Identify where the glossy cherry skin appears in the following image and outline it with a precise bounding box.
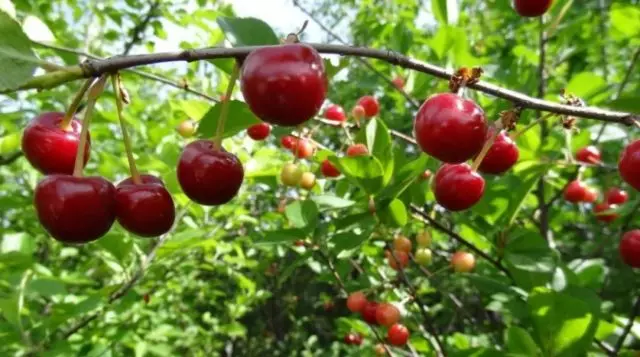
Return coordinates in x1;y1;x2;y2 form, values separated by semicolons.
34;175;116;243
247;123;271;141
478;130;519;175
620;230;640;268
361;301;379;325
291;139;314;159
393;235;412;253
324;104;346;122
576;146;601;165
606;187;629;205
387;323;410;346
376;303;400;327
115;175;175;237
594;202;618;223
240;44;327;126
177;140;244;205
347;291;368;313
344;333;363;345
619;140;640;191
22;112;90;175
281;135;297;149
584;187;598;203
451;251;476;273
357;96;380;118
514;0;553;17
564;180;588;203
392;77;405;89
346;144;369;157
321;159;341;178
414;93;487;163
434;163;485;211
387;250;409;270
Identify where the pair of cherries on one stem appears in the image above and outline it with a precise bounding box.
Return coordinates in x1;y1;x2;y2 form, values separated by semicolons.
414;93;519;211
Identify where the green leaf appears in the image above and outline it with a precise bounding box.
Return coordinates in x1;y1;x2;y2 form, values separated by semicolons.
567;259;606;290
329;155;385;194
216;17;279;46
196;100;261;138
565;72;607;101
378;198;408;227
0;10;38;91
432;0;448;25
504;230;556;290
331;229;373;253
0;295;19;327
357;118;394;185
285;200;318;232
498;163;549;227
28;278;66;297
379;154;429;200
506;326;541;356
0;132;20;155
311;195;355;210
257;228;306;245
528;287;601;357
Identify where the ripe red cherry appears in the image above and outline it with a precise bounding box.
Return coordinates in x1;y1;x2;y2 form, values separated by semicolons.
21;112;91;175
356;95;380;118
478;130;519;175
514;0;553;17
376;303;400;327
177;140;244;205
387;250;409;270
392;77;405;89
347;291;368;313
434;163;485;211
346;144;369;157
414;93;487;163
115;175;175;237
619;140;640;191
344;333;363;345
324;104;346;122
34;175;116;243
594;202;618;223
361;301;379;324
605;187;628;205
247;123;271;141
321;159;341;177
387;323;410;346
564;180;588;203
576;146;601;165
620;230;640;268
421;170;432;180
240;44;327;126
584;187;598;203
291;139;314;159
393;235;412;253
281;135;297;149
451;251;476;273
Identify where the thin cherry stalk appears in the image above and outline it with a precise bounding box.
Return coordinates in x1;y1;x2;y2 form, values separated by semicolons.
510;112;554;140
470;122;502;172
112;74;141;184
72;75;108;177
60;78;94;130
213;63;240;149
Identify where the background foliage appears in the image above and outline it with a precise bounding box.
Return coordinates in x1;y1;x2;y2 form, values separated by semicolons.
1;0;640;356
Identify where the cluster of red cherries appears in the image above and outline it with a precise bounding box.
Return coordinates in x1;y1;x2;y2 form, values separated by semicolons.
345;291;410;348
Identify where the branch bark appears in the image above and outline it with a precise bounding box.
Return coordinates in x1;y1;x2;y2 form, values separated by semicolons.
0;151;23;166
614;296;640;353
536;16;550;241
122;1;161;55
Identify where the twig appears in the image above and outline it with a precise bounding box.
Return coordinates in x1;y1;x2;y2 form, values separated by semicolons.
121;1;161;55
594;339;616;356
410;205;515;282
0;151;23;166
614;296;640;353
14;44;637;124
536;16;550;241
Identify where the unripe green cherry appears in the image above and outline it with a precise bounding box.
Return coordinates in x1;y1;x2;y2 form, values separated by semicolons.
299;171;316;190
414;248;432;266
281;163;303;186
176;120;196;138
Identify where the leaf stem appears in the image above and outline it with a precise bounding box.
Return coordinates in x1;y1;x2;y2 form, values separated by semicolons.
60;78;94;130
213;63;240;149
112;74;141;184
510;112;554;140
72;75;108;177
470;123;501;172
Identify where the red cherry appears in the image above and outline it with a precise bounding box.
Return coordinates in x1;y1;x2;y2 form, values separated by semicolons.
352;333;363;345
34;175;116;243
584;187;598;203
240;44;327;126
177;140;244;205
387;323;409;346
564;180;588;203
414;93;488;163
434;163;485;211
347;291;368;313
387;250;409;271
21;112;91;175
421;170;432;180
391;77;405;89
605;187;629;205
346;144;369;157
294;240;305;247
361;301;379;325
393;235;412;253
576;146;601;165
356;95;380;118
620;230;640;268
143;293;150;304
514;0;553;17
594;202;618;223
281;135;297;149
323;300;335;312
291;139;314;159
344;333;363;345
247;123;271;141
619;140;640;191
478;130;519;175
324;104;346;122
321;159;341;178
375;303;400;327
451;251;476;273
115;175;175;237
351;105;366;120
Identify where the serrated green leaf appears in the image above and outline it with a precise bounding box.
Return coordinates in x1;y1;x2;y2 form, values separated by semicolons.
0;10;38;91
506;326;541;356
329;155;385;194
216;17;279;46
311;195;355;209
257;228;306;245
378;198;408;227
196;100;261;138
285;200;318;232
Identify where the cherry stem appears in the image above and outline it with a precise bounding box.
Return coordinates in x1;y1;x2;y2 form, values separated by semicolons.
72;75;108;177
510;112;554;140
112;74;141;185
213;63;240;149
341;122;355;144
633;119;640;129
430;264;453;278
470;125;501;172
60;78;94;131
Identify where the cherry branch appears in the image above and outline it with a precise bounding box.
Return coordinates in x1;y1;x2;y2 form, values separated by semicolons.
614;296;640;353
121;0;161;55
